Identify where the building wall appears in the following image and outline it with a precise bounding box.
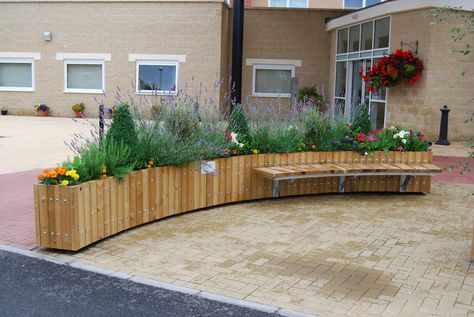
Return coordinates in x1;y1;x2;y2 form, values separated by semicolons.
0;1;227;116
242;8;342;109
388;9;474;140
327;8;474;140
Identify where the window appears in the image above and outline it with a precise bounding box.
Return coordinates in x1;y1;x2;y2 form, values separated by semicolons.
136;61;178;94
0;60;34;91
252;65;294;98
268;0;308;8
57;53;110;94
344;0;385;8
64;60;104;93
334;17;390;128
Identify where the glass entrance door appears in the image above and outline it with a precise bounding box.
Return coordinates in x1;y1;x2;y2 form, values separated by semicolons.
346;59;386;129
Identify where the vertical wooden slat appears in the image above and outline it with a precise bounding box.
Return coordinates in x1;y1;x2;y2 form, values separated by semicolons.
116;179;124;232
82;183;92;245
96;180;104;239
74;185;84;250
53;186;62;249
136;171;144;225
181;164;188;212
174;166;182;214
60;186;72;250
244;156;251;200
206;164;214;207
212;160;220;206
199;165;206;209
149;168;157;220
110;178;118;235
38;185;49;247
257;154;265;199
156;167;164;219
162;166;170;217
231;156;238;202
103;178;111;237
129;172;136;227
123;175;131;229
141;169;149;223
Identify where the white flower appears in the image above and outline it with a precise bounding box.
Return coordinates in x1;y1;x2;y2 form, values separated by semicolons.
364;152;368;156
402;139;407;144
398;130;407;138
239;143;244;148
230;132;238;141
393;134;398;139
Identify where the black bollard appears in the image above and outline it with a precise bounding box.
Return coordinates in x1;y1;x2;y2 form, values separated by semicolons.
99;103;104;142
435;105;451;145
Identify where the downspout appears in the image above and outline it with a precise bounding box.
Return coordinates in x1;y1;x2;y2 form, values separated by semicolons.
230;0;244;107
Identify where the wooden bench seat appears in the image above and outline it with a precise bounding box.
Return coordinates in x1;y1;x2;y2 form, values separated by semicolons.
254;163;442;197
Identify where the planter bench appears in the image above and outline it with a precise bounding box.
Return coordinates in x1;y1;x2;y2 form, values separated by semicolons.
34;151;439;251
255;163;442;197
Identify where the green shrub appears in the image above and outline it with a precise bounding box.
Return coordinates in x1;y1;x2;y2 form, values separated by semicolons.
106;103;138;150
161;103;199;142
227;104;251;141
301;108;331;150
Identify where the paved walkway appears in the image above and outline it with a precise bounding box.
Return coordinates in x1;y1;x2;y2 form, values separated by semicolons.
39;182;474;317
1;115;473;316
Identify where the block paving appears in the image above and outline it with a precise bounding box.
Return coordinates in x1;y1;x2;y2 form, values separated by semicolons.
39;182;474;317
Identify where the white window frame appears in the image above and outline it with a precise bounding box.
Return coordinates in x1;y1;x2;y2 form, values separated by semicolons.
63;59;105;94
333;16;391;128
0;58;35;92
252;64;295;98
343;0;386;9
268;0;308;8
135;60;179;95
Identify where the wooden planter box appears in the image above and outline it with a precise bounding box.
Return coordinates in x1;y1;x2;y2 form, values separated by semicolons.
34;151;434;251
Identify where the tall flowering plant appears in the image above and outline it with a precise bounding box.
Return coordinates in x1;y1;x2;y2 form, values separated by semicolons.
363;49;424;92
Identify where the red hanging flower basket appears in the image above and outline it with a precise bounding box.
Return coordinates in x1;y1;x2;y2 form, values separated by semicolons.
362;49;424;92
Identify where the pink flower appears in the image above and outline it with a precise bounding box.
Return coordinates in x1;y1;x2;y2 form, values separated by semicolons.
369;137;376;142
224;148;230;155
397;146;404;152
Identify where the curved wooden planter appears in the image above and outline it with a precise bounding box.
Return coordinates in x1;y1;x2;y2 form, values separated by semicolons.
34;151;434;251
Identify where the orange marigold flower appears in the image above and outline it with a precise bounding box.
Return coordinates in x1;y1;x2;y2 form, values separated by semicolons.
37;174;44;181
311;144;317;150
43;169;50;174
48;171;57;178
232;149;237;155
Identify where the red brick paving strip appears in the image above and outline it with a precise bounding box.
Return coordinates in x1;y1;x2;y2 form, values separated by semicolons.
0;170;39;250
0;157;471;250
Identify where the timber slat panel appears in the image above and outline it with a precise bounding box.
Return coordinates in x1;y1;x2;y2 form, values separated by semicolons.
34;151;438;251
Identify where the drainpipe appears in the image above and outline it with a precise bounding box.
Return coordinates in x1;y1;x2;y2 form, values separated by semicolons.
230;0;244;107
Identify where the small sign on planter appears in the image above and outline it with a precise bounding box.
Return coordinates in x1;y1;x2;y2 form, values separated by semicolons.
201;160;217;175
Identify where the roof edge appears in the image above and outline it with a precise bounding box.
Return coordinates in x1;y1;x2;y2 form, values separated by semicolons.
326;0;474;31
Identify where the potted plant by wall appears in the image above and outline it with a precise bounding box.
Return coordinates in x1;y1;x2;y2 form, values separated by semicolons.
72;103;85;118
35;104;50;117
298;86;326;112
0;106;7;115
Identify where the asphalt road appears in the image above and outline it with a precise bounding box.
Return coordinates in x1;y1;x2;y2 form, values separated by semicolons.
0;250;278;317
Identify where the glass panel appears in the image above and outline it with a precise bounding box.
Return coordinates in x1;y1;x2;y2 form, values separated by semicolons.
348;53;360;59
67;64;102;90
360;52;372;58
289;0;307;7
374;17;390;49
0;63;32;88
335;61;347;98
350;60;364;117
269;0;287;7
361;21;373;50
255;68;291;94
138;64;176;92
337;28;348;54
370;101;386;129
349;25;360;52
344;0;363;7
334;98;346;117
366;0;382;6
336;55;348;61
